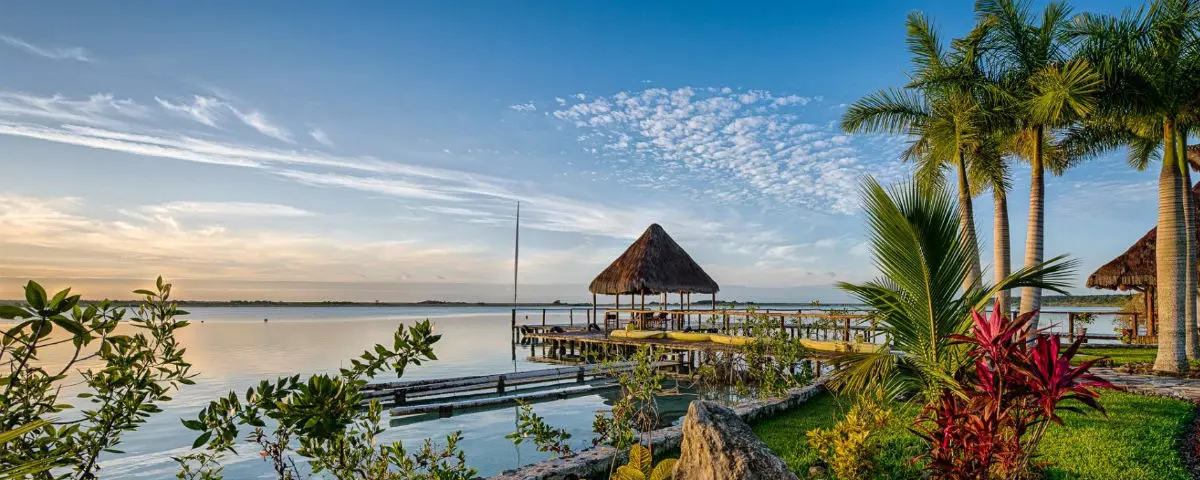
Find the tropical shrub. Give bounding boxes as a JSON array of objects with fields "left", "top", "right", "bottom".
[
  {"left": 914, "top": 303, "right": 1115, "bottom": 478},
  {"left": 834, "top": 177, "right": 1074, "bottom": 401},
  {"left": 806, "top": 396, "right": 893, "bottom": 480},
  {"left": 0, "top": 277, "right": 195, "bottom": 480},
  {"left": 736, "top": 310, "right": 813, "bottom": 398},
  {"left": 610, "top": 444, "right": 675, "bottom": 480},
  {"left": 174, "top": 320, "right": 478, "bottom": 480},
  {"left": 592, "top": 346, "right": 670, "bottom": 452},
  {"left": 506, "top": 400, "right": 574, "bottom": 458}
]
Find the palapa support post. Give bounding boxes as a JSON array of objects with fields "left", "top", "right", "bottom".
[
  {"left": 592, "top": 293, "right": 597, "bottom": 327},
  {"left": 393, "top": 391, "right": 407, "bottom": 406},
  {"left": 542, "top": 309, "right": 546, "bottom": 326},
  {"left": 1068, "top": 313, "right": 1075, "bottom": 342},
  {"left": 497, "top": 375, "right": 506, "bottom": 394},
  {"left": 511, "top": 309, "right": 517, "bottom": 343}
]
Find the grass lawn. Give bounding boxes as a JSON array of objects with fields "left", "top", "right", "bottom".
[
  {"left": 752, "top": 390, "right": 1195, "bottom": 480},
  {"left": 1074, "top": 347, "right": 1157, "bottom": 366}
]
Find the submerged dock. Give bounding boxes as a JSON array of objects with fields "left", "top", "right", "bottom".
[{"left": 370, "top": 361, "right": 676, "bottom": 417}]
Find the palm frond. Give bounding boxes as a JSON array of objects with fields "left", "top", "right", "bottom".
[
  {"left": 834, "top": 175, "right": 1075, "bottom": 401},
  {"left": 841, "top": 88, "right": 930, "bottom": 135}
]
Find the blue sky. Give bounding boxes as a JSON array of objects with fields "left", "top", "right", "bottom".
[{"left": 0, "top": 1, "right": 1155, "bottom": 302}]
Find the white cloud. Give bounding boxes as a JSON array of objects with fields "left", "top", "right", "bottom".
[
  {"left": 154, "top": 94, "right": 292, "bottom": 142},
  {"left": 0, "top": 34, "right": 91, "bottom": 62},
  {"left": 140, "top": 201, "right": 314, "bottom": 218},
  {"left": 0, "top": 89, "right": 866, "bottom": 290},
  {"left": 0, "top": 194, "right": 503, "bottom": 284},
  {"left": 155, "top": 95, "right": 224, "bottom": 127},
  {"left": 509, "top": 102, "right": 536, "bottom": 112},
  {"left": 228, "top": 106, "right": 291, "bottom": 142},
  {"left": 550, "top": 86, "right": 903, "bottom": 213},
  {"left": 0, "top": 91, "right": 148, "bottom": 127},
  {"left": 308, "top": 128, "right": 334, "bottom": 147}
]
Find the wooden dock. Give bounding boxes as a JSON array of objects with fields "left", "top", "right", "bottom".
[{"left": 367, "top": 361, "right": 675, "bottom": 416}]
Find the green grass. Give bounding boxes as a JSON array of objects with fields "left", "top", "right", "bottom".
[
  {"left": 752, "top": 390, "right": 1195, "bottom": 480},
  {"left": 1073, "top": 347, "right": 1157, "bottom": 366}
]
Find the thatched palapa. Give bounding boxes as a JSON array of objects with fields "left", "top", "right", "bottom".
[
  {"left": 1086, "top": 181, "right": 1200, "bottom": 291},
  {"left": 589, "top": 224, "right": 719, "bottom": 295}
]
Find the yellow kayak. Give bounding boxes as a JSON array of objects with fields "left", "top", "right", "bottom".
[
  {"left": 610, "top": 330, "right": 665, "bottom": 340},
  {"left": 666, "top": 331, "right": 711, "bottom": 342},
  {"left": 800, "top": 339, "right": 884, "bottom": 353},
  {"left": 709, "top": 334, "right": 755, "bottom": 346}
]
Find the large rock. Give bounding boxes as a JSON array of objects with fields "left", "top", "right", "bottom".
[{"left": 673, "top": 401, "right": 798, "bottom": 480}]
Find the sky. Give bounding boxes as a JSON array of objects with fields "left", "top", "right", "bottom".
[{"left": 0, "top": 0, "right": 1157, "bottom": 302}]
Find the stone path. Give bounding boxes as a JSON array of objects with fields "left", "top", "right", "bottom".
[{"left": 1093, "top": 367, "right": 1200, "bottom": 401}]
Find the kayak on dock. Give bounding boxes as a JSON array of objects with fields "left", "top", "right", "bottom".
[
  {"left": 799, "top": 338, "right": 884, "bottom": 353},
  {"left": 709, "top": 334, "right": 754, "bottom": 346},
  {"left": 610, "top": 329, "right": 666, "bottom": 340},
  {"left": 666, "top": 331, "right": 711, "bottom": 342}
]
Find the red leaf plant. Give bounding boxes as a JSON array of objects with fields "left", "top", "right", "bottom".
[{"left": 914, "top": 301, "right": 1117, "bottom": 479}]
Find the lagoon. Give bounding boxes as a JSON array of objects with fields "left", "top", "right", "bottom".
[{"left": 69, "top": 304, "right": 1118, "bottom": 478}]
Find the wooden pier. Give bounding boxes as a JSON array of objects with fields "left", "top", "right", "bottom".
[
  {"left": 369, "top": 362, "right": 675, "bottom": 417},
  {"left": 511, "top": 307, "right": 1143, "bottom": 345}
]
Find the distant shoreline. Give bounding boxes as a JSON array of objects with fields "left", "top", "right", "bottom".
[{"left": 0, "top": 295, "right": 1131, "bottom": 308}]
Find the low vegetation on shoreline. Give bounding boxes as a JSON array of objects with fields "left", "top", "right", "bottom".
[{"left": 753, "top": 390, "right": 1196, "bottom": 480}]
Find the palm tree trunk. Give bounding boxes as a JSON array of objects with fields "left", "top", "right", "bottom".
[
  {"left": 1019, "top": 126, "right": 1045, "bottom": 327},
  {"left": 955, "top": 147, "right": 982, "bottom": 292},
  {"left": 1179, "top": 129, "right": 1199, "bottom": 360},
  {"left": 1155, "top": 117, "right": 1188, "bottom": 373},
  {"left": 994, "top": 187, "right": 1012, "bottom": 317}
]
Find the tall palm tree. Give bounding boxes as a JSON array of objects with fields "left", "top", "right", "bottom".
[
  {"left": 842, "top": 12, "right": 987, "bottom": 292},
  {"left": 832, "top": 176, "right": 1074, "bottom": 399},
  {"left": 969, "top": 135, "right": 1015, "bottom": 316},
  {"left": 976, "top": 0, "right": 1100, "bottom": 329},
  {"left": 1071, "top": 0, "right": 1200, "bottom": 372}
]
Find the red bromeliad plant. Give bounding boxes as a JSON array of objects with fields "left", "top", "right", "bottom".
[{"left": 914, "top": 301, "right": 1116, "bottom": 479}]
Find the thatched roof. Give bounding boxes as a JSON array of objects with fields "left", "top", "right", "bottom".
[
  {"left": 1087, "top": 181, "right": 1200, "bottom": 290},
  {"left": 589, "top": 224, "right": 719, "bottom": 295}
]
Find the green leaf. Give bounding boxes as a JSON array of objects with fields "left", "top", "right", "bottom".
[
  {"left": 0, "top": 305, "right": 30, "bottom": 319},
  {"left": 24, "top": 281, "right": 46, "bottom": 310},
  {"left": 47, "top": 288, "right": 70, "bottom": 311},
  {"left": 132, "top": 289, "right": 155, "bottom": 297},
  {"left": 50, "top": 317, "right": 87, "bottom": 337},
  {"left": 192, "top": 431, "right": 212, "bottom": 449}
]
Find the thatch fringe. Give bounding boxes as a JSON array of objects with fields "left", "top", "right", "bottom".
[{"left": 589, "top": 224, "right": 719, "bottom": 295}]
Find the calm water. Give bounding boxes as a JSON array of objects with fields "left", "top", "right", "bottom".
[
  {"left": 25, "top": 304, "right": 1119, "bottom": 478},
  {"left": 67, "top": 306, "right": 692, "bottom": 479}
]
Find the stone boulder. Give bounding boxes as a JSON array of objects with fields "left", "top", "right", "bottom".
[{"left": 672, "top": 401, "right": 798, "bottom": 480}]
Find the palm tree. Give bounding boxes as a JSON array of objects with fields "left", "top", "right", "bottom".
[
  {"left": 1071, "top": 0, "right": 1200, "bottom": 372},
  {"left": 969, "top": 135, "right": 1016, "bottom": 316},
  {"left": 976, "top": 0, "right": 1100, "bottom": 329},
  {"left": 831, "top": 176, "right": 1074, "bottom": 399},
  {"left": 842, "top": 12, "right": 987, "bottom": 292}
]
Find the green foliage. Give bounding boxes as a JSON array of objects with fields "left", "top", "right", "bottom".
[
  {"left": 806, "top": 396, "right": 893, "bottom": 480},
  {"left": 833, "top": 177, "right": 1075, "bottom": 400},
  {"left": 754, "top": 390, "right": 1194, "bottom": 480},
  {"left": 733, "top": 310, "right": 813, "bottom": 398},
  {"left": 592, "top": 347, "right": 670, "bottom": 453},
  {"left": 506, "top": 400, "right": 574, "bottom": 458},
  {"left": 174, "top": 320, "right": 478, "bottom": 480},
  {"left": 610, "top": 444, "right": 675, "bottom": 480},
  {"left": 0, "top": 277, "right": 195, "bottom": 479}
]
